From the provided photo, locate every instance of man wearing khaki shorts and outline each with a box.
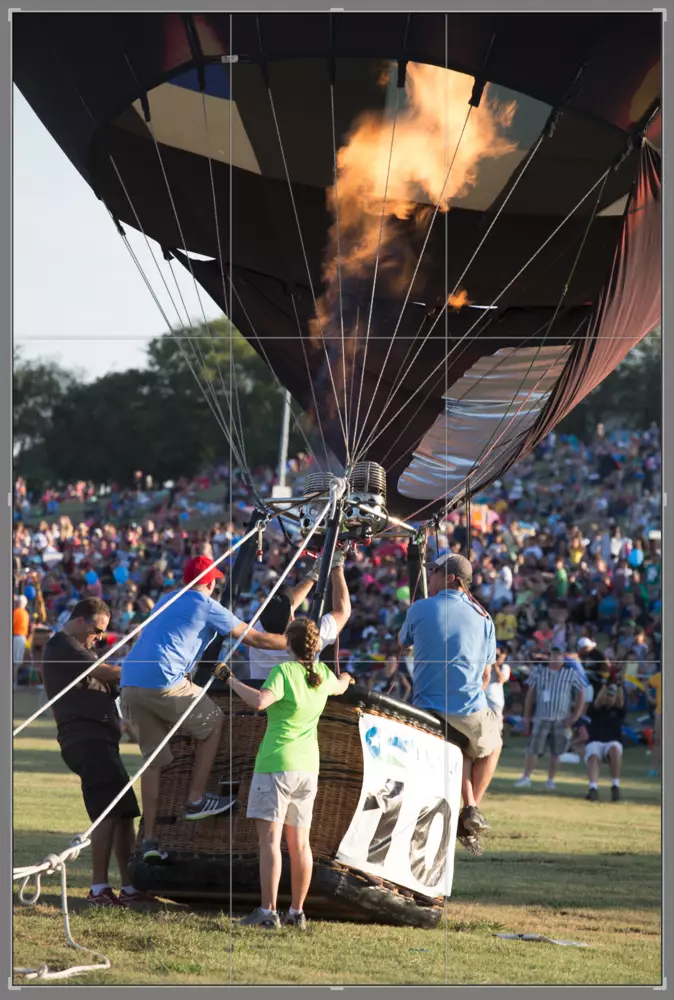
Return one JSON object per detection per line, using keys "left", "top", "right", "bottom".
{"left": 121, "top": 555, "right": 287, "bottom": 861}
{"left": 399, "top": 554, "right": 501, "bottom": 857}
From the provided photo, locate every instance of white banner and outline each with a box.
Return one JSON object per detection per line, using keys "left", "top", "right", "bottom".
{"left": 335, "top": 713, "right": 463, "bottom": 899}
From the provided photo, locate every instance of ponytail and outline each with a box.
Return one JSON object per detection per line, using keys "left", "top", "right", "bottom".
{"left": 285, "top": 618, "right": 323, "bottom": 688}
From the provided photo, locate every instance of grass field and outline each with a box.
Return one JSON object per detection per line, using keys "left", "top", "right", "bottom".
{"left": 12, "top": 689, "right": 662, "bottom": 986}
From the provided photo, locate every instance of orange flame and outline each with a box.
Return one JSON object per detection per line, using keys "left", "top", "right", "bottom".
{"left": 311, "top": 63, "right": 518, "bottom": 441}
{"left": 448, "top": 288, "right": 472, "bottom": 311}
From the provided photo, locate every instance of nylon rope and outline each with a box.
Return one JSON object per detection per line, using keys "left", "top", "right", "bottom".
{"left": 13, "top": 494, "right": 340, "bottom": 981}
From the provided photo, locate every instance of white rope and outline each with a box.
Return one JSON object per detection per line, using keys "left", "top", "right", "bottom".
{"left": 13, "top": 498, "right": 334, "bottom": 981}
{"left": 13, "top": 522, "right": 264, "bottom": 738}
{"left": 14, "top": 851, "right": 111, "bottom": 982}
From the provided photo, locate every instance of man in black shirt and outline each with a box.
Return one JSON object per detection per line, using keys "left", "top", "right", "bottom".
{"left": 584, "top": 682, "right": 626, "bottom": 802}
{"left": 577, "top": 636, "right": 612, "bottom": 695}
{"left": 41, "top": 598, "right": 145, "bottom": 909}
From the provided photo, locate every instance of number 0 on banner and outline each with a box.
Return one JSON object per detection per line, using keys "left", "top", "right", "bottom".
{"left": 335, "top": 714, "right": 463, "bottom": 899}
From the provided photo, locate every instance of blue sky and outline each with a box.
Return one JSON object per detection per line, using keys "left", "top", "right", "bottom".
{"left": 13, "top": 88, "right": 222, "bottom": 382}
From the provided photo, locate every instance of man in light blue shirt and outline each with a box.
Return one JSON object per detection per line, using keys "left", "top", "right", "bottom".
{"left": 121, "top": 555, "right": 287, "bottom": 861}
{"left": 399, "top": 553, "right": 501, "bottom": 856}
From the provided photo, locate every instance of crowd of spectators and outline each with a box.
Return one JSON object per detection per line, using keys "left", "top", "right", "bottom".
{"left": 13, "top": 423, "right": 662, "bottom": 733}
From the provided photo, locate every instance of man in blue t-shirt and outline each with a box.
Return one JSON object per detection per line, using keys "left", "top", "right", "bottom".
{"left": 399, "top": 554, "right": 500, "bottom": 857}
{"left": 121, "top": 555, "right": 287, "bottom": 861}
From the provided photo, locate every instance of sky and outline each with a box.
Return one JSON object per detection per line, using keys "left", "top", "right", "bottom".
{"left": 13, "top": 88, "right": 222, "bottom": 382}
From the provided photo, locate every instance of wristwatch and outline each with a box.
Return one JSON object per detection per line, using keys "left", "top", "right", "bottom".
{"left": 214, "top": 662, "right": 234, "bottom": 683}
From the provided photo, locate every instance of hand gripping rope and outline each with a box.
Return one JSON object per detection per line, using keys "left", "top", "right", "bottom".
{"left": 12, "top": 495, "right": 339, "bottom": 982}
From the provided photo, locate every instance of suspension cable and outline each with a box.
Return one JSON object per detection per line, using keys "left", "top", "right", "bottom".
{"left": 352, "top": 87, "right": 403, "bottom": 455}
{"left": 353, "top": 102, "right": 474, "bottom": 459}
{"left": 355, "top": 166, "right": 612, "bottom": 462}
{"left": 406, "top": 317, "right": 588, "bottom": 525}
{"left": 266, "top": 85, "right": 350, "bottom": 459}
{"left": 121, "top": 51, "right": 256, "bottom": 496}
{"left": 329, "top": 82, "right": 351, "bottom": 450}
{"left": 356, "top": 132, "right": 546, "bottom": 464}
{"left": 404, "top": 162, "right": 610, "bottom": 524}
{"left": 70, "top": 52, "right": 253, "bottom": 487}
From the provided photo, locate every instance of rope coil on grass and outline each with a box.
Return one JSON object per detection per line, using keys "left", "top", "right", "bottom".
{"left": 13, "top": 503, "right": 332, "bottom": 982}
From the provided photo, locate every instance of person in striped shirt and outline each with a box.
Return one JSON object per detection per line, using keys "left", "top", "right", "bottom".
{"left": 514, "top": 646, "right": 587, "bottom": 791}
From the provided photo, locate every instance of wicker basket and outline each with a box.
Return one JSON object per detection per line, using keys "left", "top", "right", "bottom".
{"left": 130, "top": 682, "right": 456, "bottom": 928}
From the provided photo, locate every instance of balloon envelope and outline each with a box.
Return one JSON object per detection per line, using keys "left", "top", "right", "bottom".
{"left": 13, "top": 13, "right": 661, "bottom": 518}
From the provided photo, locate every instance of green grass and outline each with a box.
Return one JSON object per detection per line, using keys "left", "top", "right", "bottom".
{"left": 13, "top": 690, "right": 662, "bottom": 986}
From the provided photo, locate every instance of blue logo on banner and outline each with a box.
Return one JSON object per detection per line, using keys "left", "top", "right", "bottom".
{"left": 365, "top": 726, "right": 412, "bottom": 764}
{"left": 365, "top": 726, "right": 381, "bottom": 759}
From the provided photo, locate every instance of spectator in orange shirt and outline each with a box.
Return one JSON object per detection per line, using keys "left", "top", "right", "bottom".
{"left": 13, "top": 595, "right": 32, "bottom": 687}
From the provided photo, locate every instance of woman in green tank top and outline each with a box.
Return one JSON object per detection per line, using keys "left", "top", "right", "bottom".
{"left": 224, "top": 617, "right": 353, "bottom": 930}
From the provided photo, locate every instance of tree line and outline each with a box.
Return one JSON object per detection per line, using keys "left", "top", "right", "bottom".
{"left": 13, "top": 322, "right": 661, "bottom": 492}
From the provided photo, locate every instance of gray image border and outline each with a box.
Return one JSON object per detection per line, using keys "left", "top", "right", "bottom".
{"left": 1, "top": 1, "right": 669, "bottom": 997}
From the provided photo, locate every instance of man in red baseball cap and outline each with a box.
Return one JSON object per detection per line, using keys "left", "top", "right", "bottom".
{"left": 182, "top": 555, "right": 226, "bottom": 587}
{"left": 121, "top": 555, "right": 287, "bottom": 862}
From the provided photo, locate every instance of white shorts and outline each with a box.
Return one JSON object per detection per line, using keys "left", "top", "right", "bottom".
{"left": 247, "top": 771, "right": 319, "bottom": 828}
{"left": 584, "top": 740, "right": 623, "bottom": 762}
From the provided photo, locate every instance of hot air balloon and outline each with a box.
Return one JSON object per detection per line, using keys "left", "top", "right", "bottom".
{"left": 14, "top": 11, "right": 661, "bottom": 927}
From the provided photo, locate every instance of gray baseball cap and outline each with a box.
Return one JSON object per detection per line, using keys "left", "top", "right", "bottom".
{"left": 431, "top": 553, "right": 473, "bottom": 585}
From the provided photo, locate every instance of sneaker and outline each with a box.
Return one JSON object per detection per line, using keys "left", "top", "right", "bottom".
{"left": 142, "top": 840, "right": 170, "bottom": 863}
{"left": 585, "top": 787, "right": 599, "bottom": 802}
{"left": 514, "top": 776, "right": 532, "bottom": 788}
{"left": 459, "top": 805, "right": 491, "bottom": 836}
{"left": 239, "top": 907, "right": 281, "bottom": 929}
{"left": 544, "top": 779, "right": 556, "bottom": 791}
{"left": 119, "top": 888, "right": 155, "bottom": 905}
{"left": 611, "top": 786, "right": 621, "bottom": 802}
{"left": 86, "top": 887, "right": 128, "bottom": 909}
{"left": 282, "top": 910, "right": 307, "bottom": 931}
{"left": 185, "top": 793, "right": 236, "bottom": 821}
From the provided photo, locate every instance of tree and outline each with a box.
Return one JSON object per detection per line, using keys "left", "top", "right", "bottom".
{"left": 557, "top": 327, "right": 661, "bottom": 438}
{"left": 145, "top": 321, "right": 310, "bottom": 471}
{"left": 25, "top": 321, "right": 312, "bottom": 488}
{"left": 13, "top": 351, "right": 76, "bottom": 457}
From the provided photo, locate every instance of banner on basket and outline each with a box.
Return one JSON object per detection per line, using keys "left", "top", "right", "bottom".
{"left": 335, "top": 713, "right": 463, "bottom": 899}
